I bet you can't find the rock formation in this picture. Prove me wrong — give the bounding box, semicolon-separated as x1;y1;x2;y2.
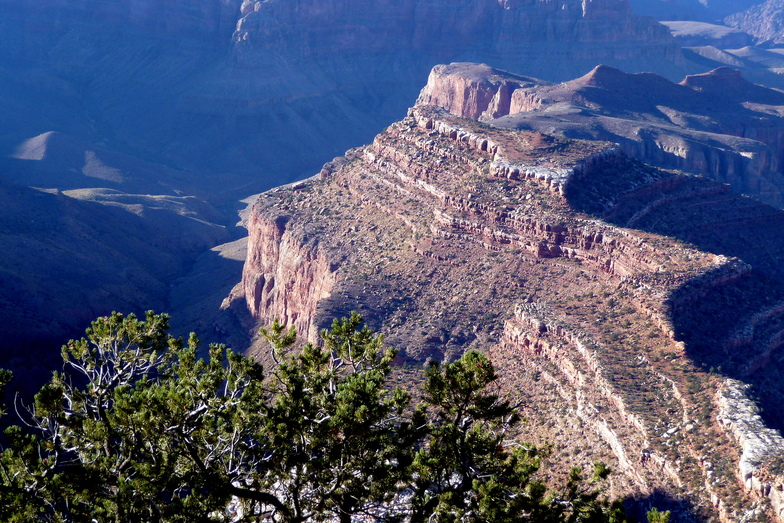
418;62;784;209
0;0;691;386
0;0;685;193
239;101;784;519
725;0;784;46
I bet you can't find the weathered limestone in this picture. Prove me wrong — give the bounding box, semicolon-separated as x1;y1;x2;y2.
717;380;784;519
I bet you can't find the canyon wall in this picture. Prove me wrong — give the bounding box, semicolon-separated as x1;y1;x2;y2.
240;103;784;519
233;0;682;76
0;0;690;390
418;62;784;209
0;0;685;193
243;205;339;342
725;0;784;45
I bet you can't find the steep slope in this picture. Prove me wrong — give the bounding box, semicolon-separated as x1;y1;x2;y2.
0;0;684;192
0;176;231;398
725;0;784;45
418;62;784;209
238;105;784;520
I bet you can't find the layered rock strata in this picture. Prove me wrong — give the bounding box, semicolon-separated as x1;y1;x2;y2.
0;0;691;395
232;0;682;79
725;0;784;45
717;380;784;519
0;0;684;192
419;62;784;209
240;104;784;519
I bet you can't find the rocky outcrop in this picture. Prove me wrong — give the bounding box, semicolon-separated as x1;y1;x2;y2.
416;64;546;121
416;63;784;209
243;205;339;342
240;95;784;518
717;380;784;519
725;0;784;45
498;303;680;490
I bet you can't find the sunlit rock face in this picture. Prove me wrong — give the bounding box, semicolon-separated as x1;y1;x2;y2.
240;100;784;520
419;62;784;209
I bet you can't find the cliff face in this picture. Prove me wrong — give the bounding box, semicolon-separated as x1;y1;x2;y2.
725;0;784;45
240;103;784;519
233;0;681;76
416;63;548;120
0;0;685;193
243;210;339;342
418;62;784;209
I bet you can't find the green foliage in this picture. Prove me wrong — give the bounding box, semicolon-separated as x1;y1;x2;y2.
410;351;626;523
258;312;418;522
647;508;671;523
0;311;628;523
411;350;543;522
0;312;269;522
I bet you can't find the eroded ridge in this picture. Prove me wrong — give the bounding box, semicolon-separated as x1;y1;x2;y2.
239;104;784;520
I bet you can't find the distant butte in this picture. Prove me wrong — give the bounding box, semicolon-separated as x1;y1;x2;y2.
419;62;784;208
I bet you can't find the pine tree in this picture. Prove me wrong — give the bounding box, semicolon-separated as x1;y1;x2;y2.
0;311;630;522
258;312;421;522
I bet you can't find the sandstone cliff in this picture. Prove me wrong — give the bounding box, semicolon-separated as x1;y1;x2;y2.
243;208;339;342
417;62;784;209
239;104;784;519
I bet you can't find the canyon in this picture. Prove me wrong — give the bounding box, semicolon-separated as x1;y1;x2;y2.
0;0;685;191
7;0;784;517
7;3;755;436
418;62;784;208
0;0;692;365
237;73;784;518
